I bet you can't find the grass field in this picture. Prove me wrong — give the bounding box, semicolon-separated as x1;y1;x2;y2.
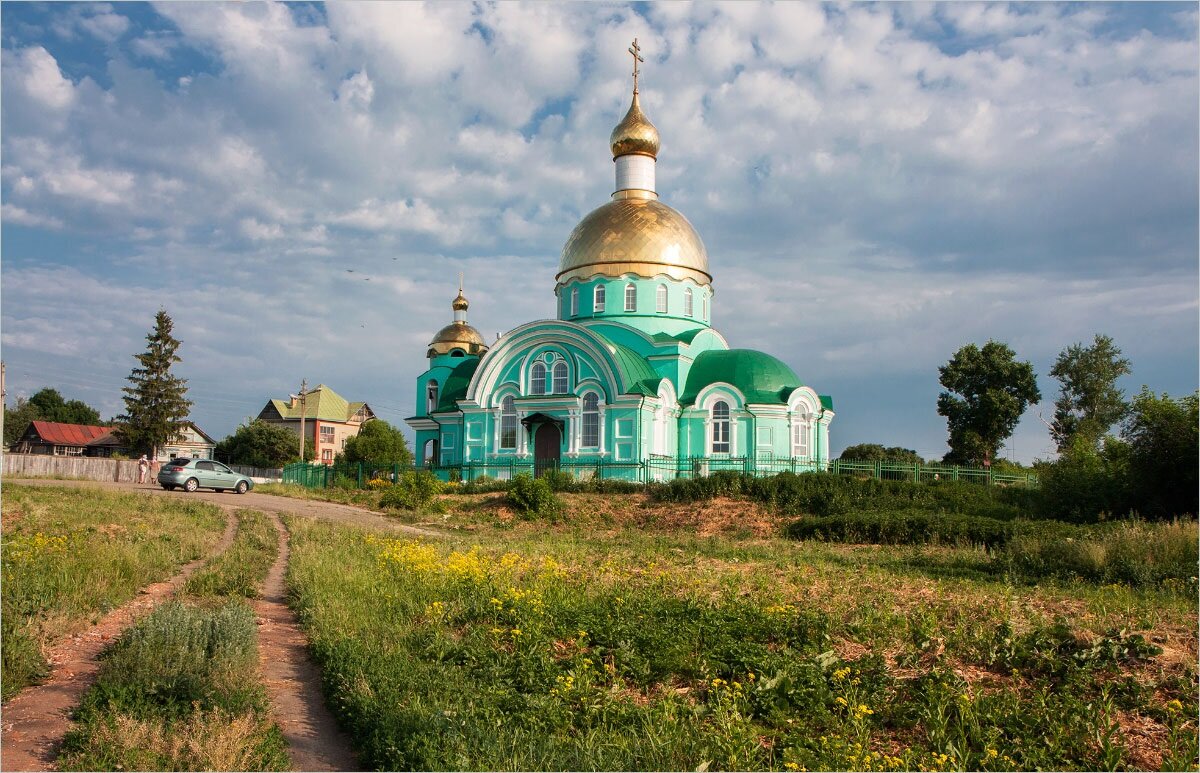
286;515;1198;771
58;508;286;771
1;484;227;699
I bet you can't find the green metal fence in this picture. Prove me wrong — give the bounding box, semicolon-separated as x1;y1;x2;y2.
282;457;1036;490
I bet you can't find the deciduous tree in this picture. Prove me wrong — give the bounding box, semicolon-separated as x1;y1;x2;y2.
215;420;305;468
1049;334;1131;452
117;310;193;457
1122;388;1198;518
340;420;412;465
839;443;924;465
937;341;1040;466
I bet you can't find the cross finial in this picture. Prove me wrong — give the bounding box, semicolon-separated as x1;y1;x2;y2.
628;38;644;94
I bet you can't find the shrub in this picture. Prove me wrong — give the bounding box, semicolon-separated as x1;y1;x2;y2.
1002;519;1199;586
652;471;1036;520
366;477;393;490
506;473;563;519
542;468;576;492
456;475;510;494
379;470;443;511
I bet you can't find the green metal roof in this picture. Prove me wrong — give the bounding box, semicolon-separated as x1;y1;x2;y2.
434;359;481;413
651;328;705;345
680;349;803;406
590;335;664;397
820;395;834;411
268;384;368;422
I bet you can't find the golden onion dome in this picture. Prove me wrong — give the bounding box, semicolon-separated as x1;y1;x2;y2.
610;93;660;159
451;290;469;311
427;321;487;358
556;196;710;286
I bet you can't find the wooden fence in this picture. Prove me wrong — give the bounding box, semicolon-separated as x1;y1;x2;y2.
2;454;282;483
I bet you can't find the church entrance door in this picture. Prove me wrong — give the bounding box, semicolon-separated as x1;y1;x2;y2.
533;423;561;478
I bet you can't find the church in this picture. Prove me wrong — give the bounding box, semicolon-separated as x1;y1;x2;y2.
406;43;833;480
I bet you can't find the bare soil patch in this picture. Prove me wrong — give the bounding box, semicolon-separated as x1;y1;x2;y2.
252;511;358;771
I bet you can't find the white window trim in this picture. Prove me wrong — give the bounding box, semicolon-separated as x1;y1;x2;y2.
593;284;605;313
552;361;569;394
581;392;600;448
656;284;667;313
684;287;694;317
571;287;579;316
710;400;731;454
531;362;547;395
624;283;637;312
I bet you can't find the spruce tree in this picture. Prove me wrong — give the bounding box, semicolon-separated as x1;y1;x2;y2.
118;309;193;457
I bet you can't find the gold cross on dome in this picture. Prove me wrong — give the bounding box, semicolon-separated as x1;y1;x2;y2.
628;38;644;93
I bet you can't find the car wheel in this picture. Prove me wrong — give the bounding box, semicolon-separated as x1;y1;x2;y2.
235;481;249;495
184;477;199;492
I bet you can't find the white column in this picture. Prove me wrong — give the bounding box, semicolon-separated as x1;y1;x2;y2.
598;406;607;456
517;411;528;457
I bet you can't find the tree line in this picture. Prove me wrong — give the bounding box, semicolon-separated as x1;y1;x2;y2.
843;334;1196;521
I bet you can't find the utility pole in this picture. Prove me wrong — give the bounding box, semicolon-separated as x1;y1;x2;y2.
290;379;308;462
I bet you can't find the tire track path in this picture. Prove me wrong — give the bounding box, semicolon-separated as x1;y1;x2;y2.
253;512;358;771
1;509;240;772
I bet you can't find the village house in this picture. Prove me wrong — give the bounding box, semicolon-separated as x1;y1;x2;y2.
256;384;374;465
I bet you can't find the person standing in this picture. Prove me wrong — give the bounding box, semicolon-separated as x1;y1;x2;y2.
138;454;149;484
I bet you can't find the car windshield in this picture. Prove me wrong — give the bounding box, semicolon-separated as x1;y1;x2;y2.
213;462;232;473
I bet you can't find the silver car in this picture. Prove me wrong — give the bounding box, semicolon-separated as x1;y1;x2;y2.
158;458;254;494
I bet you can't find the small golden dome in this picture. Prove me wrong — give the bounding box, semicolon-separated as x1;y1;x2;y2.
610;93;660;159
427;321;487;358
452;290;469;311
556;197;710;286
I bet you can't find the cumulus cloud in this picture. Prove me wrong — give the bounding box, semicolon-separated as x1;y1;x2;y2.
1;2;1195;460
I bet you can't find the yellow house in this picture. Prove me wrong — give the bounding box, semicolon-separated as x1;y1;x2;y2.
257;384;374;464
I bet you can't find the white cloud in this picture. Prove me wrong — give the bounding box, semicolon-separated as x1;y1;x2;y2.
2;204;64;229
0;1;1195;460
10;47;75;110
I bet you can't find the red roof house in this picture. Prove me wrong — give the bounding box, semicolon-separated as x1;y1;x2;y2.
13;421;123;456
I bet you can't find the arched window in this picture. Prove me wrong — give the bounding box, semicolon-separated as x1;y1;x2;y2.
684;287;694;317
571;287;579;316
792;414;810;458
593;284;605;313
582;393;600;448
531;362;547;395
500;396;517;449
426;379;439;413
656;284;667;313
702;295;708;321
552;361;569;394
711;400;730;453
625;283;637;312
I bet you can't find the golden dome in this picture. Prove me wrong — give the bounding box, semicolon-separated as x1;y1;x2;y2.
610;93;660;159
452;290;469;311
556;195;711;286
427;321;487;358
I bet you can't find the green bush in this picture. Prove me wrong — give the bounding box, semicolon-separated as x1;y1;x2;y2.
456;475;511;494
650;472;1036;520
379;470;443;511
506;473;563;519
542;468;576;492
1001;519;1199;586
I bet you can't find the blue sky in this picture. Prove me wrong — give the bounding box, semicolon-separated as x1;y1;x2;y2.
2;1;1197;463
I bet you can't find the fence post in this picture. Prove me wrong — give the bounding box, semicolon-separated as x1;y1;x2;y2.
357;462;364;488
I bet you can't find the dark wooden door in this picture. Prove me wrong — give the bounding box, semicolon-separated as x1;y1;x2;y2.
534;424;561;477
